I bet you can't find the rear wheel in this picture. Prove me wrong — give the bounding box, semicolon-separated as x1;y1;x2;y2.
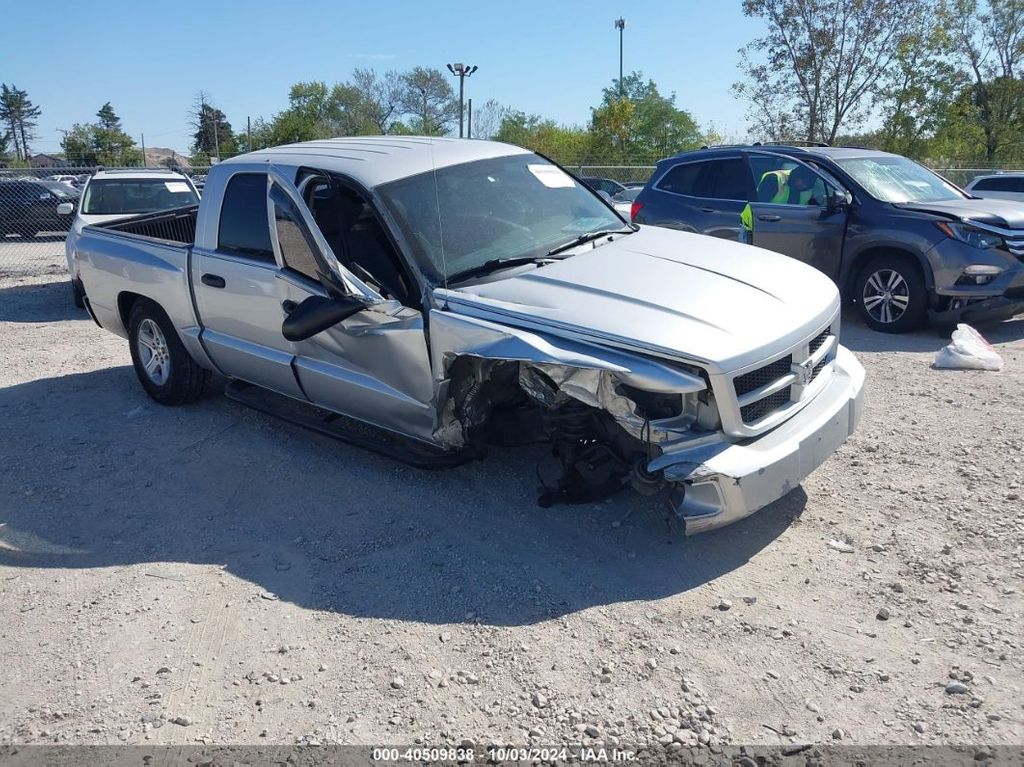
855;255;927;333
127;298;208;405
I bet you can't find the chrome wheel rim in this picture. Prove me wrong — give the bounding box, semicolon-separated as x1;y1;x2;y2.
137;318;171;385
862;268;910;324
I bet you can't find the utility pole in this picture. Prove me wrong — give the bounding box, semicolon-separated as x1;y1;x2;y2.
614;18;626;98
247;116;252;153
446;63;478;138
140;133;146;167
467;98;473;139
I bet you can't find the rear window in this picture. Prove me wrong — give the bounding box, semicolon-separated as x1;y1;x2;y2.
83;178;196;214
972;176;1021;192
655;162;704;196
217;173;274;261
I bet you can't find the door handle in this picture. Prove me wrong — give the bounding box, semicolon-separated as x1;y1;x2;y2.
700;206;716;213
756;214;782;222
201;273;226;288
281;300;298;314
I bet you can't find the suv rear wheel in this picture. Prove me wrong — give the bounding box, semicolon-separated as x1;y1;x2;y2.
855;254;927;333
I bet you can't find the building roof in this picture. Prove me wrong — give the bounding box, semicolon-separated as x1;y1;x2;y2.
222;136;531;188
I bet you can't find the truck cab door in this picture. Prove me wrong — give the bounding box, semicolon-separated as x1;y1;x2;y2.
744;153;850;282
266;171;438;443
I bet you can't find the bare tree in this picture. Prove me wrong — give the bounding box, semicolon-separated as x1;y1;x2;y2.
350;68;404;134
734;0;914;143
468;98;507;139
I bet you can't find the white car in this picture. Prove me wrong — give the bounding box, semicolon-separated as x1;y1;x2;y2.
46;174;79;188
63;169;200;306
964;173;1024;202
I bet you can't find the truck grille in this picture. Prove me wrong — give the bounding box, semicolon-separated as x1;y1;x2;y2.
733;355;792;396
730;324;836;427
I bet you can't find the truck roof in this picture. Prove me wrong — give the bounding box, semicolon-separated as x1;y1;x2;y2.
223;136;532;189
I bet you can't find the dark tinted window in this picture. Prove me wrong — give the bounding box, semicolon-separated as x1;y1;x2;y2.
705;158;753;200
217;173;274;261
655;162;705;196
973;176;1018;192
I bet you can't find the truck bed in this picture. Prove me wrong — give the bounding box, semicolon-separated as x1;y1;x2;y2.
98;204;198;245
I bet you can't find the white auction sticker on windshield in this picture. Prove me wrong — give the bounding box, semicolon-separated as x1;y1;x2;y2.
528;164;575;189
165;181;191;193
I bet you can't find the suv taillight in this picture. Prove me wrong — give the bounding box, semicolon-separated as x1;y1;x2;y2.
630;201;644;221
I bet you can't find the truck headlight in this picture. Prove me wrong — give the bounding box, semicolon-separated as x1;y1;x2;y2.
937;221;1003;250
956;264;1004;285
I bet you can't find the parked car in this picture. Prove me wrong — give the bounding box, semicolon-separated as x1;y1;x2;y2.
632;145;1024;332
0;178;78;238
74;137;864;534
46;174;80;188
964;173;1024;202
581;176;627;197
62;168;200;307
611;186;641;217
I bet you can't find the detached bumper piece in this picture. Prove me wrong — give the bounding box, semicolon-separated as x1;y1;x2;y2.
929;291;1024;327
224;380;476;470
652;346;866;535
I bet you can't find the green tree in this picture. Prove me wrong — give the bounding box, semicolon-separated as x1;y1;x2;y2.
92;102;142;165
399;67;458;135
0;84;42;161
493;111;593;163
875;7;963;159
735;0;915;143
940;0;1024;162
589;72;702;161
191;93;236;161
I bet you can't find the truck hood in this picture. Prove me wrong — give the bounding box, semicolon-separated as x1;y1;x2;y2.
436;226;839;373
896;198;1024;229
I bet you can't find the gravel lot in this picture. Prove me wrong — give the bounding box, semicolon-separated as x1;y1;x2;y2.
0;257;1021;753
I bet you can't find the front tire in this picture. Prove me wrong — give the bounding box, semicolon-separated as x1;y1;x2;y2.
71;278;86;309
127;298;208;405
855;255;927;333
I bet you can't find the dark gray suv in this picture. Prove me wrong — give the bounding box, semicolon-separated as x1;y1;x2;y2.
632;145;1024;332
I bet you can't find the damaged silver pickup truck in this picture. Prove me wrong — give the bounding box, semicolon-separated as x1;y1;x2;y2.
74;137;865;533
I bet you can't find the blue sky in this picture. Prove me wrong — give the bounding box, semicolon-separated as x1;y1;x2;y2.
2;0;765;155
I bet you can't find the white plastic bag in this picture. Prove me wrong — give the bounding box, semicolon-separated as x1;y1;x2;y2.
932;324;1003;371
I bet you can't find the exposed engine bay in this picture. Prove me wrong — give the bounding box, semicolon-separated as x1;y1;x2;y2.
440;352;720;509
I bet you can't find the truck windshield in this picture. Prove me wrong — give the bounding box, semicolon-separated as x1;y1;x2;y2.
83;178;199;215
376;154;625;284
835;156;965;203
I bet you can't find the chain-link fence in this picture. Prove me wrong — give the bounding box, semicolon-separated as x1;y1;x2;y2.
2;162;1023;283
0;166;208;280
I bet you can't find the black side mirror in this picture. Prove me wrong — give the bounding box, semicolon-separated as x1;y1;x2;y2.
282;294;368;342
827;187;853;211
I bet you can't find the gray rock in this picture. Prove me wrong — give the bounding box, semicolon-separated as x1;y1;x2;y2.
585;725;600;738
717;599;732;611
531;692;548;708
171;716;192;727
877;607;891;621
390;677;405;690
912;721;926;734
945;681;970;695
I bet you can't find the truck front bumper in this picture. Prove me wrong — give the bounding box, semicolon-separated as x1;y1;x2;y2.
650;345;866;535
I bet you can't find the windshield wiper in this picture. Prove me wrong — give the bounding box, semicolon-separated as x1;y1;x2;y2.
446;256;550;284
546;227;636;257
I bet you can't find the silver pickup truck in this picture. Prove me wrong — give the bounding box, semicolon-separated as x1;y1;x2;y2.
75;137;865;533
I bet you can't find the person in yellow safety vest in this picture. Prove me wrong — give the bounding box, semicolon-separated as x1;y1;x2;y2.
740;165;821;243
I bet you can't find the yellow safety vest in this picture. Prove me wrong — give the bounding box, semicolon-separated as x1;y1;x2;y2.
740;169;815;235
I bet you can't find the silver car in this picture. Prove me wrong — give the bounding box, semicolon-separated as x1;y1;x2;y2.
74;137;865;534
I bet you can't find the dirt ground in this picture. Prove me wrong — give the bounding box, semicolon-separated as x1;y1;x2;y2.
0;263;1021;753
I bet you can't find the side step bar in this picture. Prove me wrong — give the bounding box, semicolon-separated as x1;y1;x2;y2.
223;380;478;470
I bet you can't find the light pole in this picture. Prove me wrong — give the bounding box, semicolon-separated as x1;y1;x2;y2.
614;18;626;98
446;62;478;138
